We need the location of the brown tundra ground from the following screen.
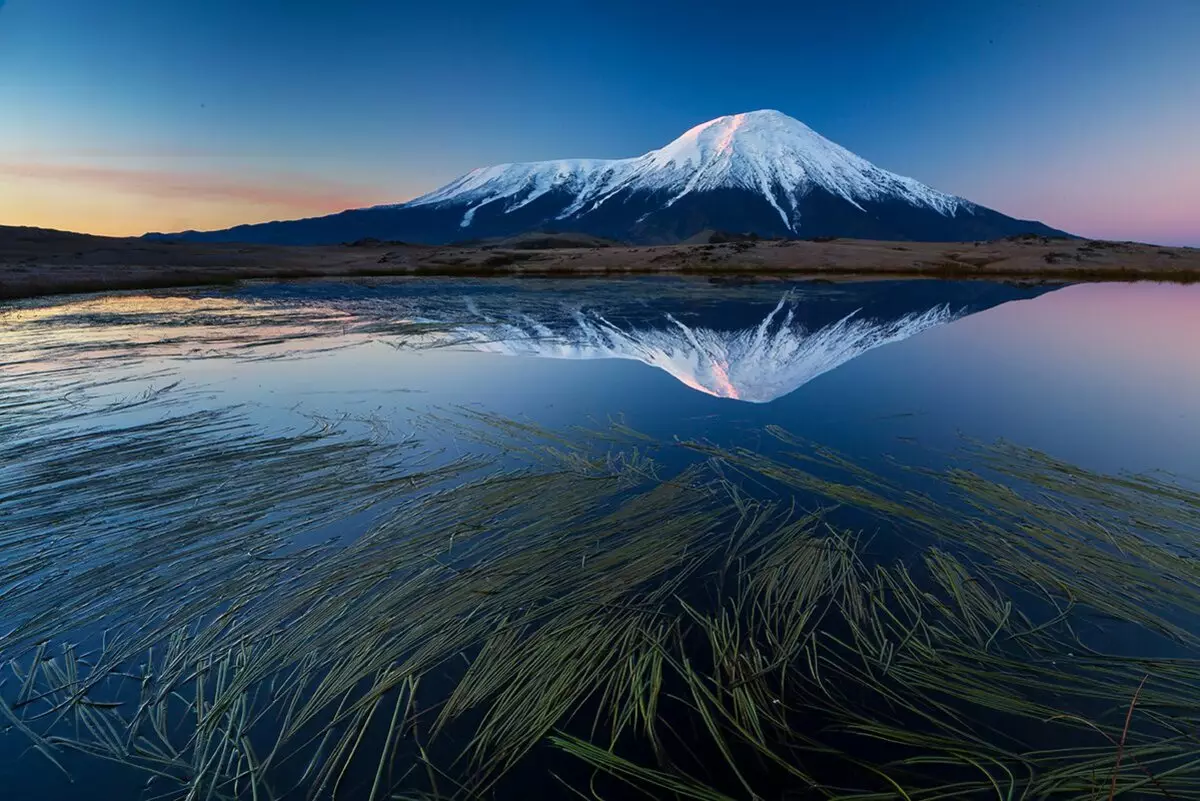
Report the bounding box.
[2,225,1197,300]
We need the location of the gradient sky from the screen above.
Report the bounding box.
[2,0,1198,244]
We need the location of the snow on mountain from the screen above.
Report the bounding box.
[422,293,958,403]
[151,109,1065,245]
[399,110,970,232]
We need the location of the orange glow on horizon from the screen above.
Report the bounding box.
[0,162,410,237]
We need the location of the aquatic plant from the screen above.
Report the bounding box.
[4,337,1200,800]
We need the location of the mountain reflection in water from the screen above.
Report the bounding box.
[0,278,1055,405]
[456,297,952,402]
[332,279,1055,403]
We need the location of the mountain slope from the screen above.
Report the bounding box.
[150,110,1067,245]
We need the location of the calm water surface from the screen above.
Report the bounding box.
[10,277,1195,470]
[2,277,1199,800]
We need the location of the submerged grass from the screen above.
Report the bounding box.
[3,365,1200,799]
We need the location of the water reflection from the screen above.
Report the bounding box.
[276,278,1056,403]
[0,279,1055,404]
[454,297,953,402]
[6,278,1200,801]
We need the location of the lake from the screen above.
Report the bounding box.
[2,277,1199,800]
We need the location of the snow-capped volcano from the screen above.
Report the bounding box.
[405,110,967,233]
[151,110,1065,245]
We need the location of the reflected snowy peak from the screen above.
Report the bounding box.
[234,278,1054,404]
[447,294,957,403]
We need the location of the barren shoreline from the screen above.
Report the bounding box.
[2,225,1197,301]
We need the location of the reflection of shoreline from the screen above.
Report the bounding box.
[0,294,363,369]
[3,285,1041,401]
[450,296,958,403]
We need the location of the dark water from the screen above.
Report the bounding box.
[2,277,1199,800]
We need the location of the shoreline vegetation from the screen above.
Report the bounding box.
[2,225,1198,301]
[3,370,1200,799]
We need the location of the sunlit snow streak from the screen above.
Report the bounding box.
[452,295,958,403]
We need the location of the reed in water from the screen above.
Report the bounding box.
[3,363,1200,800]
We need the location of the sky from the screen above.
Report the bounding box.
[1,0,1198,245]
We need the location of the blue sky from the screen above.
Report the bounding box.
[1,0,1198,243]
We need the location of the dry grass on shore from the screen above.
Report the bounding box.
[2,225,1197,300]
